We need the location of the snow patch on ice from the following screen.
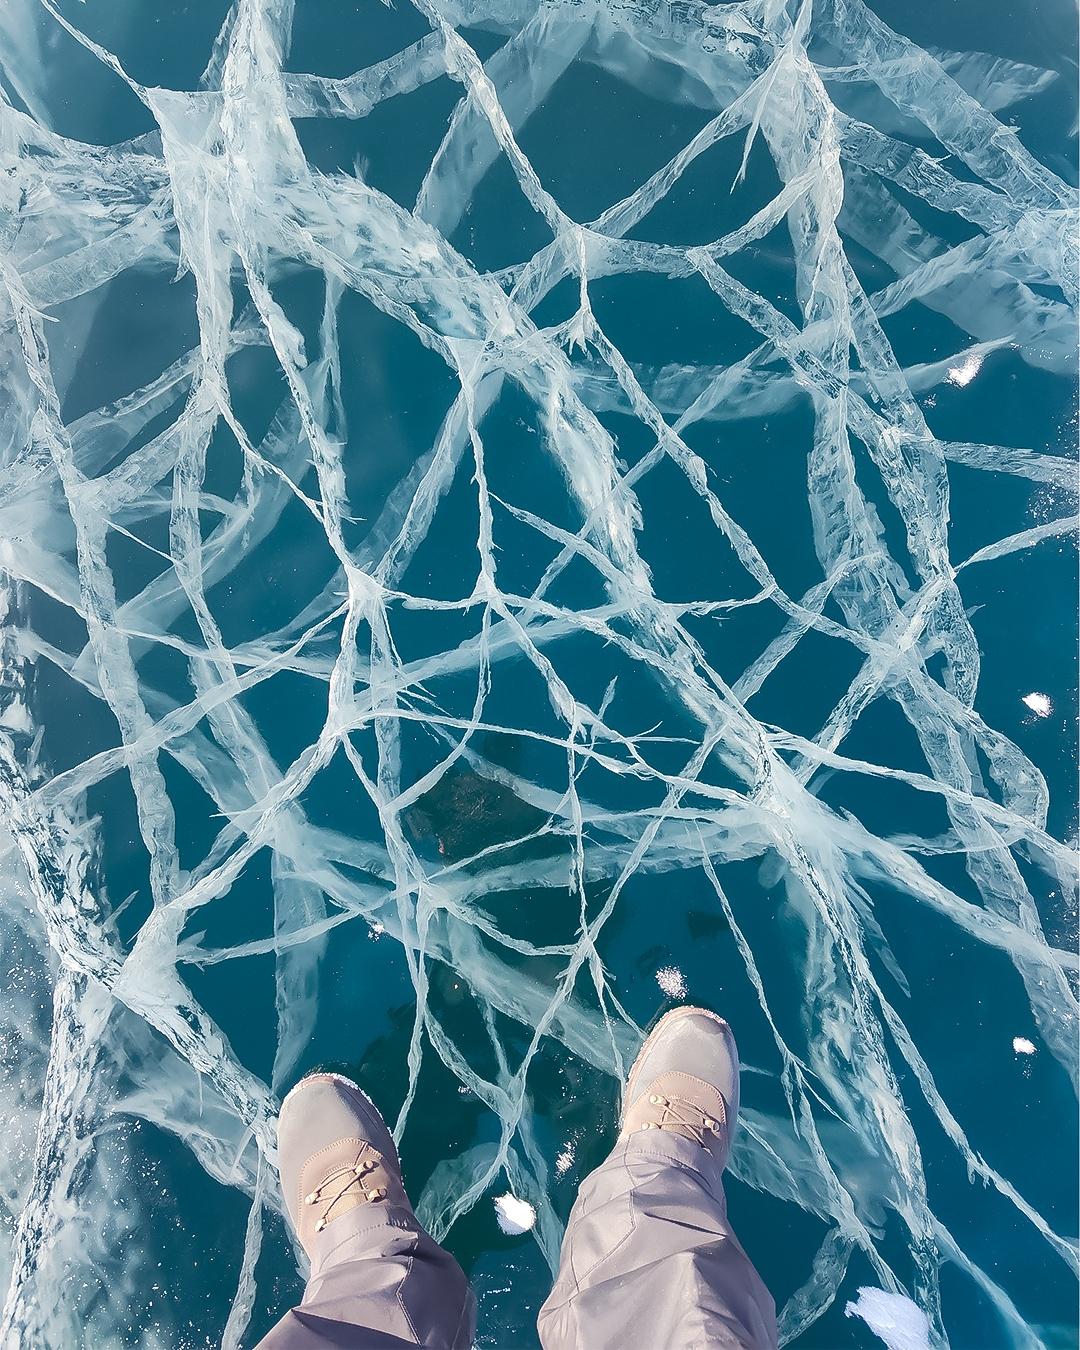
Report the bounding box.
[945,352,984,387]
[845,1288,932,1350]
[655,965,688,999]
[493,1193,536,1235]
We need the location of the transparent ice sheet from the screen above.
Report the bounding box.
[0,0,1076,1345]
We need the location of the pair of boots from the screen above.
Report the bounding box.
[259,1007,777,1348]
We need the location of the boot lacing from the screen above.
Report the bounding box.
[638,1092,724,1147]
[303,1152,388,1232]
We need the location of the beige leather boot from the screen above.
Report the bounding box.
[277,1072,411,1255]
[620,1005,740,1168]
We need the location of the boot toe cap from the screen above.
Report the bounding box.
[277,1074,397,1218]
[626,1007,739,1122]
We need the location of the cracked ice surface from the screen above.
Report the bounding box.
[0,0,1077,1345]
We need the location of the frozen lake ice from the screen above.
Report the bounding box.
[0,0,1077,1345]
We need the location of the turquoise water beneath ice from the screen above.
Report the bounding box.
[0,1,1077,1346]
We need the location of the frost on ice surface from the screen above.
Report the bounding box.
[493,1193,536,1235]
[1022,692,1053,718]
[554,1144,576,1177]
[1013,1037,1037,1056]
[846,1287,932,1350]
[0,0,1076,1346]
[655,965,689,999]
[945,353,984,388]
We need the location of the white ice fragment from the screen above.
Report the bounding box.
[0,698,32,733]
[493,1193,536,1235]
[845,1288,931,1350]
[1013,1036,1037,1055]
[555,1143,575,1176]
[880,423,903,452]
[656,965,688,998]
[945,352,984,387]
[1021,692,1052,717]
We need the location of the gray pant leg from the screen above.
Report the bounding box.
[257,1207,476,1350]
[538,1132,777,1350]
